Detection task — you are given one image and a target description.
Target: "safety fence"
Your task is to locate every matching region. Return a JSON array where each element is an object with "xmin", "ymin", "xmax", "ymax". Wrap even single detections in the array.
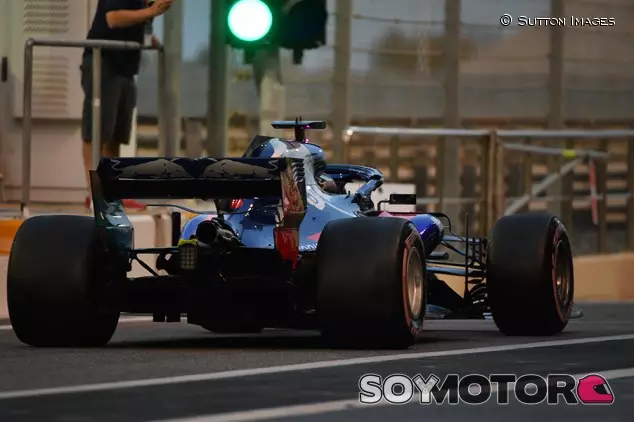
[
  {"xmin": 343, "ymin": 126, "xmax": 634, "ymax": 255},
  {"xmin": 133, "ymin": 122, "xmax": 632, "ymax": 256},
  {"xmin": 133, "ymin": 0, "xmax": 634, "ymax": 162}
]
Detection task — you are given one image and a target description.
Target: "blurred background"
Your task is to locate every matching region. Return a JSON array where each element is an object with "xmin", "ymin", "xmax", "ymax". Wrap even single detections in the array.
[
  {"xmin": 1, "ymin": 0, "xmax": 633, "ymax": 257},
  {"xmin": 141, "ymin": 0, "xmax": 632, "ymax": 123},
  {"xmin": 135, "ymin": 0, "xmax": 633, "ymax": 256}
]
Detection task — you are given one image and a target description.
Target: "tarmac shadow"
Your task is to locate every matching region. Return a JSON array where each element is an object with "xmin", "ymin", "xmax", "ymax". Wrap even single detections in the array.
[{"xmin": 105, "ymin": 327, "xmax": 465, "ymax": 351}]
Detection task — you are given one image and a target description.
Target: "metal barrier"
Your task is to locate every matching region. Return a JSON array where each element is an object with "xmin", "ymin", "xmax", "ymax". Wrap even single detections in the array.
[
  {"xmin": 21, "ymin": 38, "xmax": 169, "ymax": 217},
  {"xmin": 343, "ymin": 126, "xmax": 634, "ymax": 252}
]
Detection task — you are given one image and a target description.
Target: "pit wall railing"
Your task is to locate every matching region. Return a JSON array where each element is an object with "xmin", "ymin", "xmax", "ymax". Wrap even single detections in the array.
[
  {"xmin": 343, "ymin": 127, "xmax": 634, "ymax": 255},
  {"xmin": 20, "ymin": 38, "xmax": 176, "ymax": 217}
]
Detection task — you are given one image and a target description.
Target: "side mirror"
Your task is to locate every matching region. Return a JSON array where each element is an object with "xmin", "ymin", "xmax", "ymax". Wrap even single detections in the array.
[{"xmin": 389, "ymin": 193, "xmax": 416, "ymax": 205}]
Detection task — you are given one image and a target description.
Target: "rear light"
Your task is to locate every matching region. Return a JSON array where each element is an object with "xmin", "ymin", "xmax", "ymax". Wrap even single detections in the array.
[
  {"xmin": 178, "ymin": 239, "xmax": 198, "ymax": 270},
  {"xmin": 230, "ymin": 199, "xmax": 243, "ymax": 210}
]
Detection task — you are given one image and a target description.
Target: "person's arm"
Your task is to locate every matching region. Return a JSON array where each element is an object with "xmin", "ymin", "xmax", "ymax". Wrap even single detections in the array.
[
  {"xmin": 106, "ymin": 7, "xmax": 155, "ymax": 29},
  {"xmin": 104, "ymin": 0, "xmax": 173, "ymax": 29}
]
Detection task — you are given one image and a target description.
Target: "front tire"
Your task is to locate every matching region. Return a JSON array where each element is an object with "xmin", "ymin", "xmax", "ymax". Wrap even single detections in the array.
[
  {"xmin": 317, "ymin": 217, "xmax": 427, "ymax": 348},
  {"xmin": 7, "ymin": 215, "xmax": 120, "ymax": 347},
  {"xmin": 486, "ymin": 212, "xmax": 574, "ymax": 336}
]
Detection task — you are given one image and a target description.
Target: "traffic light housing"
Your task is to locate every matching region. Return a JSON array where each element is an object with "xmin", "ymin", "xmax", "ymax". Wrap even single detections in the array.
[
  {"xmin": 224, "ymin": 0, "xmax": 327, "ymax": 64},
  {"xmin": 277, "ymin": 0, "xmax": 327, "ymax": 50}
]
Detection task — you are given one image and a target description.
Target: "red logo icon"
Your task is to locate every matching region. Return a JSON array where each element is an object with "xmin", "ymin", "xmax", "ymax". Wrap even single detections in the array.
[{"xmin": 576, "ymin": 374, "xmax": 614, "ymax": 404}]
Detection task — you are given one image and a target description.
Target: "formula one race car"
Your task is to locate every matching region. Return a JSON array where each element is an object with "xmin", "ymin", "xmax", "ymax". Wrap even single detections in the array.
[{"xmin": 7, "ymin": 119, "xmax": 575, "ymax": 349}]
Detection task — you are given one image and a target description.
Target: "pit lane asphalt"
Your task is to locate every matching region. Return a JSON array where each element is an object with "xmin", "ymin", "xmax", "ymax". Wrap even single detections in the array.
[{"xmin": 0, "ymin": 303, "xmax": 633, "ymax": 421}]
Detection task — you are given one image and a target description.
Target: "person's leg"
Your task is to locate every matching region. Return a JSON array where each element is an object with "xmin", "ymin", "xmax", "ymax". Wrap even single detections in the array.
[
  {"xmin": 81, "ymin": 59, "xmax": 120, "ymax": 208},
  {"xmin": 80, "ymin": 60, "xmax": 94, "ymax": 195},
  {"xmin": 101, "ymin": 140, "xmax": 120, "ymax": 158},
  {"xmin": 112, "ymin": 75, "xmax": 145, "ymax": 209}
]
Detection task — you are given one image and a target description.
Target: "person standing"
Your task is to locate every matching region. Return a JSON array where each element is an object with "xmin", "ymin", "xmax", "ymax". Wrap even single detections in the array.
[{"xmin": 82, "ymin": 0, "xmax": 174, "ymax": 210}]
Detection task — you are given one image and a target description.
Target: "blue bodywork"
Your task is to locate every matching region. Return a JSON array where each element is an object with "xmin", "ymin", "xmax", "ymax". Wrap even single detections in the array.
[
  {"xmin": 180, "ymin": 136, "xmax": 445, "ymax": 255},
  {"xmin": 88, "ymin": 126, "xmax": 487, "ymax": 322}
]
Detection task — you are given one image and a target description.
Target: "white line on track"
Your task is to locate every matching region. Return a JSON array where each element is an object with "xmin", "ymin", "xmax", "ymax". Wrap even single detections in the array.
[
  {"xmin": 1, "ymin": 333, "xmax": 634, "ymax": 400},
  {"xmin": 0, "ymin": 316, "xmax": 154, "ymax": 331},
  {"xmin": 154, "ymin": 367, "xmax": 634, "ymax": 422}
]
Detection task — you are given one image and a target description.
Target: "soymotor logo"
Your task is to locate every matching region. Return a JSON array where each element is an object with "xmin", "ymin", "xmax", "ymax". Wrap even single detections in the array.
[{"xmin": 359, "ymin": 373, "xmax": 614, "ymax": 405}]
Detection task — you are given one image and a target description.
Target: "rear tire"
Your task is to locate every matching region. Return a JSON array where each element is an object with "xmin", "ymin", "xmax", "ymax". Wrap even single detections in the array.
[
  {"xmin": 7, "ymin": 215, "xmax": 120, "ymax": 347},
  {"xmin": 317, "ymin": 217, "xmax": 427, "ymax": 349},
  {"xmin": 486, "ymin": 212, "xmax": 574, "ymax": 336}
]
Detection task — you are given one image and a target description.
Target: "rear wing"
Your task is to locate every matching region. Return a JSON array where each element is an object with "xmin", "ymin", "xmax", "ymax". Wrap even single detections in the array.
[
  {"xmin": 271, "ymin": 119, "xmax": 326, "ymax": 142},
  {"xmin": 90, "ymin": 156, "xmax": 308, "ymax": 267},
  {"xmin": 91, "ymin": 156, "xmax": 305, "ymax": 201}
]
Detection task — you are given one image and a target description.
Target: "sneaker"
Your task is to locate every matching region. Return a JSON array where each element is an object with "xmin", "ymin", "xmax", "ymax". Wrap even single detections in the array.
[{"xmin": 121, "ymin": 199, "xmax": 147, "ymax": 210}]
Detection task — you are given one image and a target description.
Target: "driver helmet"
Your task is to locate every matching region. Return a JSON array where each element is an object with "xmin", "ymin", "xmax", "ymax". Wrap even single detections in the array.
[
  {"xmin": 245, "ymin": 138, "xmax": 327, "ymax": 176},
  {"xmin": 304, "ymin": 143, "xmax": 327, "ymax": 175}
]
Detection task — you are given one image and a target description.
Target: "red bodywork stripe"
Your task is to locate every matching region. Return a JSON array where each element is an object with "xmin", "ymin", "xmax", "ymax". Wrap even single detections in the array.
[
  {"xmin": 274, "ymin": 227, "xmax": 300, "ymax": 269},
  {"xmin": 378, "ymin": 211, "xmax": 416, "ymax": 220}
]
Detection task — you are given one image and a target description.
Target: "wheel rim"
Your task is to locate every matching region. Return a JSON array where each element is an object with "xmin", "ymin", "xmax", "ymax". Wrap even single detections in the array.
[
  {"xmin": 406, "ymin": 247, "xmax": 424, "ymax": 318},
  {"xmin": 553, "ymin": 241, "xmax": 572, "ymax": 311}
]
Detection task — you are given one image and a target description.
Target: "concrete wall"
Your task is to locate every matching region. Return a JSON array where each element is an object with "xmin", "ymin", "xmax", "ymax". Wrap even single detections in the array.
[{"xmin": 441, "ymin": 253, "xmax": 634, "ymax": 304}]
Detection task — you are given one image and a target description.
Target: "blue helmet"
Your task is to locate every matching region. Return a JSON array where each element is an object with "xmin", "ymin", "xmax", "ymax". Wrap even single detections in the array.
[
  {"xmin": 245, "ymin": 137, "xmax": 327, "ymax": 174},
  {"xmin": 304, "ymin": 143, "xmax": 327, "ymax": 174},
  {"xmin": 243, "ymin": 139, "xmax": 277, "ymax": 159}
]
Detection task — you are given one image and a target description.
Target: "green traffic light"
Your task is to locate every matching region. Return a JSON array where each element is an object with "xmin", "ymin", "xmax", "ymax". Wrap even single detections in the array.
[{"xmin": 227, "ymin": 0, "xmax": 273, "ymax": 42}]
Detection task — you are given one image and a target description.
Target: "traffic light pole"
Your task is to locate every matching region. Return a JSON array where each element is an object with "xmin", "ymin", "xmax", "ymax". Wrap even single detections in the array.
[
  {"xmin": 253, "ymin": 47, "xmax": 285, "ymax": 137},
  {"xmin": 331, "ymin": 0, "xmax": 352, "ymax": 163},
  {"xmin": 222, "ymin": 0, "xmax": 326, "ymax": 141},
  {"xmin": 161, "ymin": 0, "xmax": 183, "ymax": 157},
  {"xmin": 206, "ymin": 0, "xmax": 229, "ymax": 156}
]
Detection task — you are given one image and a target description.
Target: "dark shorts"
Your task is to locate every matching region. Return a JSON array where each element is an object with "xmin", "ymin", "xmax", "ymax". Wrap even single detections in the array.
[{"xmin": 80, "ymin": 57, "xmax": 136, "ymax": 145}]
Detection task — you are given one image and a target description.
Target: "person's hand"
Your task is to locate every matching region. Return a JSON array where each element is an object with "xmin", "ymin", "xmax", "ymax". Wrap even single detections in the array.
[
  {"xmin": 150, "ymin": 0, "xmax": 173, "ymax": 17},
  {"xmin": 151, "ymin": 34, "xmax": 161, "ymax": 49}
]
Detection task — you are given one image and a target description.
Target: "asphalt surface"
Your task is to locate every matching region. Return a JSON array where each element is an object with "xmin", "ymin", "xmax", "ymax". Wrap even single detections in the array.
[{"xmin": 0, "ymin": 303, "xmax": 633, "ymax": 421}]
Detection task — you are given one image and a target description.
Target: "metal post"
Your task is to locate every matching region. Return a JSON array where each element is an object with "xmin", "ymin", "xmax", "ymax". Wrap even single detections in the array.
[
  {"xmin": 0, "ymin": 56, "xmax": 6, "ymax": 203},
  {"xmin": 161, "ymin": 0, "xmax": 183, "ymax": 157},
  {"xmin": 184, "ymin": 118, "xmax": 204, "ymax": 157},
  {"xmin": 439, "ymin": 0, "xmax": 462, "ymax": 228},
  {"xmin": 596, "ymin": 139, "xmax": 608, "ymax": 253},
  {"xmin": 481, "ymin": 132, "xmax": 496, "ymax": 235},
  {"xmin": 157, "ymin": 49, "xmax": 167, "ymax": 154},
  {"xmin": 254, "ymin": 47, "xmax": 284, "ymax": 137},
  {"xmin": 547, "ymin": 0, "xmax": 565, "ymax": 218},
  {"xmin": 91, "ymin": 48, "xmax": 102, "ymax": 169},
  {"xmin": 21, "ymin": 40, "xmax": 34, "ymax": 215},
  {"xmin": 19, "ymin": 38, "xmax": 159, "ymax": 215},
  {"xmin": 627, "ymin": 137, "xmax": 634, "ymax": 250},
  {"xmin": 331, "ymin": 0, "xmax": 352, "ymax": 163},
  {"xmin": 206, "ymin": 0, "xmax": 229, "ymax": 156}
]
